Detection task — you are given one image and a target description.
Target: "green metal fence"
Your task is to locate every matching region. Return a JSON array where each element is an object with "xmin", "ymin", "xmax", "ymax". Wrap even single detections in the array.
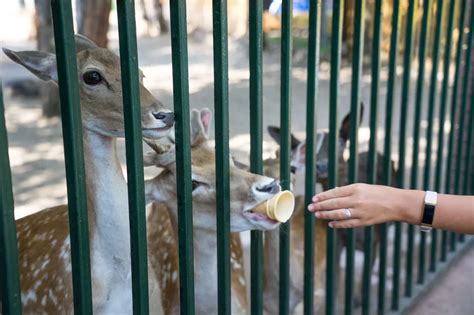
[{"xmin": 1, "ymin": 0, "xmax": 473, "ymax": 314}]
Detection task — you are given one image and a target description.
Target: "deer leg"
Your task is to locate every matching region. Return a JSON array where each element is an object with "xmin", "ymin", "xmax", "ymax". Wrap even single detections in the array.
[{"xmin": 155, "ymin": 0, "xmax": 168, "ymax": 34}]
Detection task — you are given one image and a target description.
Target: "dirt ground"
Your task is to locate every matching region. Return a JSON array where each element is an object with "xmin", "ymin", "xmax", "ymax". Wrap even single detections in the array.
[{"xmin": 1, "ymin": 2, "xmax": 472, "ymax": 314}]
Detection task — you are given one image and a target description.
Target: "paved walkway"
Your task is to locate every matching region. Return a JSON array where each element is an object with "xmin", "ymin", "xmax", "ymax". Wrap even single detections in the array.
[{"xmin": 407, "ymin": 244, "xmax": 474, "ymax": 315}]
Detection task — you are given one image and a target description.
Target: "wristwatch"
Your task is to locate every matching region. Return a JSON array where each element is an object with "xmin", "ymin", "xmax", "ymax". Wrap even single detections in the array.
[{"xmin": 420, "ymin": 191, "xmax": 437, "ymax": 232}]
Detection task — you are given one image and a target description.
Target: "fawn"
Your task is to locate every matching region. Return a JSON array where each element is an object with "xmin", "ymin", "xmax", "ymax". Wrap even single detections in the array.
[
  {"xmin": 265, "ymin": 104, "xmax": 398, "ymax": 311},
  {"xmin": 145, "ymin": 108, "xmax": 283, "ymax": 314},
  {"xmin": 3, "ymin": 35, "xmax": 174, "ymax": 313}
]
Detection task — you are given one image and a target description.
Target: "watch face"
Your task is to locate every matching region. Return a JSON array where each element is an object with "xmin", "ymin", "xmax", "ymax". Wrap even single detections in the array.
[{"xmin": 425, "ymin": 191, "xmax": 438, "ymax": 205}]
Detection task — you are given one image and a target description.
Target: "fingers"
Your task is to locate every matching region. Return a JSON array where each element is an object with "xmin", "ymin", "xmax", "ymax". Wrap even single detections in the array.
[
  {"xmin": 328, "ymin": 219, "xmax": 363, "ymax": 229},
  {"xmin": 314, "ymin": 208, "xmax": 358, "ymax": 221},
  {"xmin": 308, "ymin": 196, "xmax": 354, "ymax": 212},
  {"xmin": 312, "ymin": 184, "xmax": 357, "ymax": 203}
]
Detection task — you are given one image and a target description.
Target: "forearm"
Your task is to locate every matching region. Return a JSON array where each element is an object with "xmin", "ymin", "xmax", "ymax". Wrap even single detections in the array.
[{"xmin": 397, "ymin": 191, "xmax": 474, "ymax": 234}]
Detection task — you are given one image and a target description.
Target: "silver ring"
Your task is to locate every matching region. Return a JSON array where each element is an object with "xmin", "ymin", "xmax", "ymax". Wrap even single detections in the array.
[{"xmin": 344, "ymin": 208, "xmax": 352, "ymax": 219}]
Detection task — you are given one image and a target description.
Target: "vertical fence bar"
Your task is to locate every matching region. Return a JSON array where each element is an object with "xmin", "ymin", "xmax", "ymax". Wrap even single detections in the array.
[
  {"xmin": 116, "ymin": 1, "xmax": 150, "ymax": 313},
  {"xmin": 425, "ymin": 0, "xmax": 445, "ymax": 274},
  {"xmin": 327, "ymin": 1, "xmax": 344, "ymax": 314},
  {"xmin": 303, "ymin": 1, "xmax": 321, "ymax": 314},
  {"xmin": 279, "ymin": 0, "xmax": 292, "ymax": 314},
  {"xmin": 436, "ymin": 0, "xmax": 457, "ymax": 263},
  {"xmin": 50, "ymin": 1, "xmax": 93, "ymax": 313},
  {"xmin": 411, "ymin": 0, "xmax": 433, "ymax": 286},
  {"xmin": 345, "ymin": 1, "xmax": 365, "ymax": 315},
  {"xmin": 463, "ymin": 106, "xmax": 474, "ymax": 195},
  {"xmin": 168, "ymin": 1, "xmax": 195, "ymax": 313},
  {"xmin": 212, "ymin": 0, "xmax": 231, "ymax": 313},
  {"xmin": 378, "ymin": 1, "xmax": 401, "ymax": 314},
  {"xmin": 454, "ymin": 11, "xmax": 474, "ymax": 197},
  {"xmin": 362, "ymin": 1, "xmax": 383, "ymax": 314},
  {"xmin": 445, "ymin": 0, "xmax": 467, "ymax": 253},
  {"xmin": 249, "ymin": 0, "xmax": 264, "ymax": 313},
  {"xmin": 455, "ymin": 8, "xmax": 473, "ymax": 241},
  {"xmin": 0, "ymin": 84, "xmax": 22, "ymax": 315},
  {"xmin": 399, "ymin": 0, "xmax": 417, "ymax": 303}
]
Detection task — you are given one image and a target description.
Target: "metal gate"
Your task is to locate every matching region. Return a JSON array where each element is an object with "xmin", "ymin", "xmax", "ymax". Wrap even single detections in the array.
[{"xmin": 0, "ymin": 0, "xmax": 473, "ymax": 314}]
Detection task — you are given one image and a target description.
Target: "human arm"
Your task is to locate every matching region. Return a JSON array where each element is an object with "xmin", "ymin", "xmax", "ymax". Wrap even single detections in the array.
[{"xmin": 307, "ymin": 183, "xmax": 474, "ymax": 234}]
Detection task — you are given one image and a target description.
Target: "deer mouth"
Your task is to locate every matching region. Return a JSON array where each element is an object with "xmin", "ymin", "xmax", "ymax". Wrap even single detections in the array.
[{"xmin": 243, "ymin": 209, "xmax": 279, "ymax": 225}]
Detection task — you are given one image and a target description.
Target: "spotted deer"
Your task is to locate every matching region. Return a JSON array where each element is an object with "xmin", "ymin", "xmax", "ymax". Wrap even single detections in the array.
[
  {"xmin": 144, "ymin": 108, "xmax": 283, "ymax": 314},
  {"xmin": 266, "ymin": 104, "xmax": 398, "ymax": 309},
  {"xmin": 3, "ymin": 35, "xmax": 174, "ymax": 313}
]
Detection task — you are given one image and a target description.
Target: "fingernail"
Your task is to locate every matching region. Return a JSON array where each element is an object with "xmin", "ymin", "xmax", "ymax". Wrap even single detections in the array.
[
  {"xmin": 314, "ymin": 212, "xmax": 320, "ymax": 218},
  {"xmin": 307, "ymin": 205, "xmax": 314, "ymax": 211},
  {"xmin": 328, "ymin": 222, "xmax": 334, "ymax": 228},
  {"xmin": 312, "ymin": 196, "xmax": 319, "ymax": 202}
]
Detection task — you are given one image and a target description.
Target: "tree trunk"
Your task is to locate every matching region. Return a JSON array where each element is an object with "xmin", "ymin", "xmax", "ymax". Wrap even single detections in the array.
[
  {"xmin": 79, "ymin": 0, "xmax": 111, "ymax": 48},
  {"xmin": 34, "ymin": 0, "xmax": 60, "ymax": 117}
]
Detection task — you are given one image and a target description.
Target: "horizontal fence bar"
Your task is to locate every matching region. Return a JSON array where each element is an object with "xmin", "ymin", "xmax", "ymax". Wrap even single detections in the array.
[
  {"xmin": 212, "ymin": 0, "xmax": 232, "ymax": 313},
  {"xmin": 399, "ymin": 0, "xmax": 417, "ymax": 305},
  {"xmin": 437, "ymin": 0, "xmax": 457, "ymax": 263},
  {"xmin": 345, "ymin": 0, "xmax": 365, "ymax": 314},
  {"xmin": 50, "ymin": 1, "xmax": 93, "ymax": 313},
  {"xmin": 426, "ymin": 0, "xmax": 445, "ymax": 275},
  {"xmin": 0, "ymin": 83, "xmax": 22, "ymax": 315},
  {"xmin": 279, "ymin": 0, "xmax": 292, "ymax": 314},
  {"xmin": 379, "ymin": 0, "xmax": 401, "ymax": 313},
  {"xmin": 363, "ymin": 0, "xmax": 383, "ymax": 313},
  {"xmin": 249, "ymin": 0, "xmax": 264, "ymax": 313},
  {"xmin": 303, "ymin": 1, "xmax": 322, "ymax": 314},
  {"xmin": 327, "ymin": 1, "xmax": 344, "ymax": 314},
  {"xmin": 168, "ymin": 0, "xmax": 195, "ymax": 313},
  {"xmin": 116, "ymin": 0, "xmax": 150, "ymax": 313}
]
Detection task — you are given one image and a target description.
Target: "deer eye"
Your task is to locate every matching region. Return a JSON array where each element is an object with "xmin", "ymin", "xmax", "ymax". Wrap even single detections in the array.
[
  {"xmin": 191, "ymin": 180, "xmax": 201, "ymax": 191},
  {"xmin": 83, "ymin": 71, "xmax": 103, "ymax": 85}
]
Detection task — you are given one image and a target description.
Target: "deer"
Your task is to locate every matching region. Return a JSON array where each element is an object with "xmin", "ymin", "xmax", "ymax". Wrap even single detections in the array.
[
  {"xmin": 140, "ymin": 0, "xmax": 168, "ymax": 36},
  {"xmin": 265, "ymin": 103, "xmax": 398, "ymax": 311},
  {"xmin": 3, "ymin": 34, "xmax": 174, "ymax": 313},
  {"xmin": 144, "ymin": 108, "xmax": 284, "ymax": 315}
]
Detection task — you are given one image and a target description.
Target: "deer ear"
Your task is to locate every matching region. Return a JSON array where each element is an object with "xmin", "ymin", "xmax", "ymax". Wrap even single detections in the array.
[
  {"xmin": 190, "ymin": 108, "xmax": 211, "ymax": 145},
  {"xmin": 3, "ymin": 48, "xmax": 57, "ymax": 82},
  {"xmin": 267, "ymin": 125, "xmax": 301, "ymax": 150},
  {"xmin": 268, "ymin": 126, "xmax": 282, "ymax": 144},
  {"xmin": 315, "ymin": 132, "xmax": 325, "ymax": 154},
  {"xmin": 75, "ymin": 34, "xmax": 98, "ymax": 52},
  {"xmin": 339, "ymin": 103, "xmax": 364, "ymax": 144},
  {"xmin": 200, "ymin": 108, "xmax": 212, "ymax": 136},
  {"xmin": 291, "ymin": 142, "xmax": 306, "ymax": 171}
]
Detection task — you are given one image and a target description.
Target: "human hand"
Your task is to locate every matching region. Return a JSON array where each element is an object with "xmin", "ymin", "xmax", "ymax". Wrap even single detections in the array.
[{"xmin": 307, "ymin": 183, "xmax": 423, "ymax": 228}]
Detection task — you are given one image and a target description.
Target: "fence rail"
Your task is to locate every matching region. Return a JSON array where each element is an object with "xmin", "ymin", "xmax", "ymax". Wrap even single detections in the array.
[{"xmin": 0, "ymin": 0, "xmax": 473, "ymax": 315}]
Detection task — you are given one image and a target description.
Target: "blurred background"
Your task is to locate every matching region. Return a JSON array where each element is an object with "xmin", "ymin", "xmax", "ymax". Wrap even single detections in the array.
[{"xmin": 0, "ymin": 2, "xmax": 472, "ymax": 313}]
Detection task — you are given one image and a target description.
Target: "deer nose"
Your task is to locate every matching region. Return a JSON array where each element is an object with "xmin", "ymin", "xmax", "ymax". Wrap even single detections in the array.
[
  {"xmin": 256, "ymin": 180, "xmax": 280, "ymax": 194},
  {"xmin": 316, "ymin": 162, "xmax": 328, "ymax": 174},
  {"xmin": 153, "ymin": 111, "xmax": 175, "ymax": 127}
]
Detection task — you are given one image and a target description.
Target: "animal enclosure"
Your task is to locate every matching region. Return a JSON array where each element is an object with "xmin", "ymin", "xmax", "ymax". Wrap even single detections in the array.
[{"xmin": 0, "ymin": 0, "xmax": 473, "ymax": 315}]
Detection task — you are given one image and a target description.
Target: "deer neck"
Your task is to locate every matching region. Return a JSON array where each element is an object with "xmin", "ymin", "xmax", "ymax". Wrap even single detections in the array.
[{"xmin": 83, "ymin": 130, "xmax": 131, "ymax": 270}]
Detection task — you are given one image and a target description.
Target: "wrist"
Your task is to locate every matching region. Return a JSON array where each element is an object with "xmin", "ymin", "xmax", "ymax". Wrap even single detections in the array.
[{"xmin": 396, "ymin": 189, "xmax": 425, "ymax": 224}]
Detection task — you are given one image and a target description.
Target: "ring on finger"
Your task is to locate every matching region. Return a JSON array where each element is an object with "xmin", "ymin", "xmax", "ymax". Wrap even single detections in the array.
[{"xmin": 344, "ymin": 208, "xmax": 352, "ymax": 219}]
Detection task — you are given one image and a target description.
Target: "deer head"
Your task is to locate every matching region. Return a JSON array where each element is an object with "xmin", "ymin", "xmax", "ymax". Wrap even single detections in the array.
[
  {"xmin": 2, "ymin": 34, "xmax": 174, "ymax": 139},
  {"xmin": 145, "ymin": 108, "xmax": 282, "ymax": 232},
  {"xmin": 267, "ymin": 103, "xmax": 364, "ymax": 189}
]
